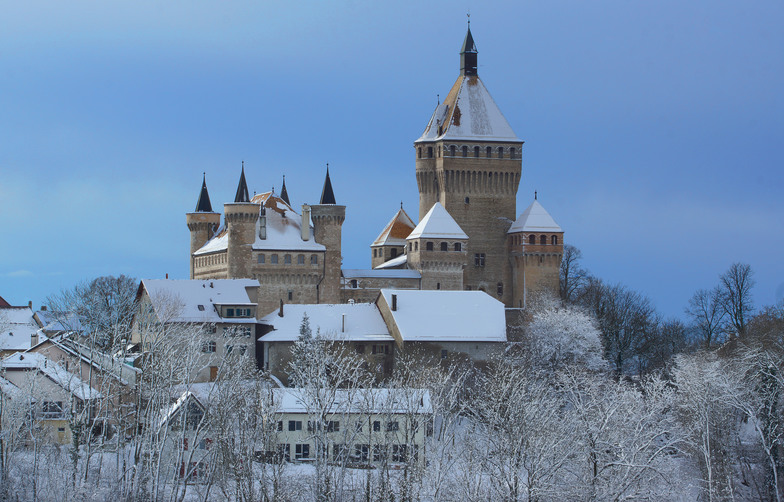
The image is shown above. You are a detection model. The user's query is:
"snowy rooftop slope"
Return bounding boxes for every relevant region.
[142,279,259,323]
[508,200,562,233]
[0,375,23,400]
[273,388,432,414]
[407,202,468,240]
[372,208,416,246]
[380,289,506,342]
[35,310,83,333]
[373,254,409,270]
[1,306,41,352]
[416,75,521,143]
[343,268,420,279]
[259,303,393,343]
[194,193,325,256]
[1,352,101,400]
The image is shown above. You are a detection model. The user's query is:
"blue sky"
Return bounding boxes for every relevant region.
[1,0,782,318]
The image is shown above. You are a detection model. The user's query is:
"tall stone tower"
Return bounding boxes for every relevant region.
[414,27,523,304]
[187,174,221,278]
[508,198,564,308]
[310,167,345,303]
[225,165,259,279]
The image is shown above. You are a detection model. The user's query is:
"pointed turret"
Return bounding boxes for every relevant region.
[319,166,336,205]
[234,162,250,203]
[195,173,213,212]
[280,175,291,206]
[460,26,477,76]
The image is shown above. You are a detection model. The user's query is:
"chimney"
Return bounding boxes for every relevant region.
[301,204,311,241]
[28,300,32,309]
[391,294,397,311]
[166,273,169,279]
[31,332,39,347]
[278,299,284,318]
[259,206,267,240]
[341,313,345,333]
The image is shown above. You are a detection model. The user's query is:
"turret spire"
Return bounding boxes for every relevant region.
[234,161,250,203]
[460,24,477,76]
[280,175,291,205]
[195,172,213,212]
[319,164,336,205]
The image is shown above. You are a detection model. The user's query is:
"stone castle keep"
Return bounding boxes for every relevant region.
[187,28,564,316]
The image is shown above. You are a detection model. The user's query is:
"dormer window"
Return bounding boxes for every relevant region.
[197,305,205,311]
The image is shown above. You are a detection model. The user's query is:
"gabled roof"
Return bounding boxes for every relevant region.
[508,200,562,233]
[416,74,520,143]
[407,202,467,240]
[140,279,259,324]
[319,167,336,205]
[0,296,10,308]
[1,352,101,400]
[379,289,507,342]
[259,302,393,343]
[1,306,41,352]
[372,207,416,246]
[195,173,214,212]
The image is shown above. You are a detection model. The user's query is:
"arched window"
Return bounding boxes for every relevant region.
[528,235,536,245]
[310,254,318,265]
[498,147,504,158]
[497,282,504,296]
[454,242,462,251]
[551,235,558,245]
[474,146,480,157]
[540,235,547,245]
[427,146,433,158]
[464,196,470,204]
[462,145,468,157]
[450,145,456,157]
[297,254,305,265]
[271,254,279,264]
[373,249,377,258]
[436,283,441,290]
[284,254,292,264]
[350,279,358,288]
[426,242,434,251]
[415,241,419,251]
[418,147,422,159]
[510,147,516,159]
[486,146,492,158]
[440,242,448,251]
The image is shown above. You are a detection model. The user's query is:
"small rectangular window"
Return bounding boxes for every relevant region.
[257,254,265,264]
[310,255,318,265]
[284,254,291,264]
[441,349,448,360]
[289,420,302,432]
[387,421,399,432]
[271,254,278,264]
[373,421,381,432]
[474,253,485,267]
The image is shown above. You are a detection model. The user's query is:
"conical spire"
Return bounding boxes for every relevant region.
[195,173,213,212]
[234,162,250,203]
[460,25,477,76]
[280,175,291,205]
[319,165,336,204]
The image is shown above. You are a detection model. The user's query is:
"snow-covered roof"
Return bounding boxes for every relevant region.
[35,310,83,334]
[380,289,507,342]
[141,279,259,324]
[272,388,432,415]
[194,193,325,256]
[343,268,420,279]
[508,200,562,233]
[407,203,468,240]
[0,374,23,400]
[259,303,393,343]
[372,208,416,247]
[416,75,521,143]
[1,307,40,352]
[372,254,409,270]
[1,352,101,400]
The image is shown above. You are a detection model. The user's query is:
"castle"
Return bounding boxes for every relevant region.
[187,27,564,316]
